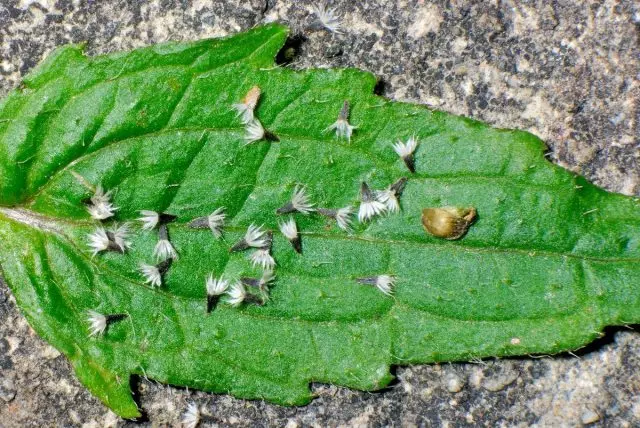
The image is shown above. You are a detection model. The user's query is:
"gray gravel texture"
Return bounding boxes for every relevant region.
[0,0,639,426]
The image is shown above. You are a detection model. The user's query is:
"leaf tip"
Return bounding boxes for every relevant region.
[72,357,142,419]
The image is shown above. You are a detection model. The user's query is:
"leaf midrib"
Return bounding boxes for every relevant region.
[0,205,597,328]
[21,120,609,266]
[1,205,637,274]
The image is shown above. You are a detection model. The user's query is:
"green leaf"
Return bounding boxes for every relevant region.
[0,24,638,418]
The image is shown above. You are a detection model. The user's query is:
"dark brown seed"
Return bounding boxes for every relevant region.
[276,202,295,215]
[360,182,375,202]
[240,277,261,288]
[207,294,220,313]
[188,216,209,229]
[317,208,336,218]
[157,258,172,275]
[158,213,177,225]
[339,100,350,120]
[105,313,128,323]
[229,239,249,252]
[390,177,408,196]
[291,236,303,254]
[403,155,416,173]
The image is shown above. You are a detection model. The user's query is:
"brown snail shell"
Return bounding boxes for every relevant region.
[421,207,477,240]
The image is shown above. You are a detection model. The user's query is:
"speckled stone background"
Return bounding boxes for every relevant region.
[0,0,639,426]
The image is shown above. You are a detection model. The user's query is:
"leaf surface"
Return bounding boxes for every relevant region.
[0,24,638,418]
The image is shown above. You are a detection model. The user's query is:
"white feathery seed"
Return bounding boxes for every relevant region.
[378,178,407,213]
[233,86,261,124]
[233,104,253,124]
[139,263,162,288]
[207,207,226,238]
[357,275,396,296]
[326,101,356,142]
[244,224,268,248]
[87,227,110,256]
[242,270,276,290]
[375,275,396,296]
[290,186,315,214]
[86,202,116,221]
[377,188,400,213]
[87,310,107,337]
[86,185,117,220]
[327,118,356,142]
[138,210,160,230]
[181,402,201,428]
[358,199,387,221]
[279,217,298,240]
[392,136,418,158]
[206,274,229,296]
[250,248,276,270]
[89,184,111,205]
[153,238,178,261]
[87,223,130,256]
[358,183,387,222]
[260,270,276,289]
[244,119,265,144]
[110,223,131,252]
[312,1,343,33]
[226,282,247,307]
[335,206,354,231]
[319,206,354,231]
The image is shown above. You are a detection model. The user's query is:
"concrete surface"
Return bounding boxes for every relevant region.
[0,0,638,426]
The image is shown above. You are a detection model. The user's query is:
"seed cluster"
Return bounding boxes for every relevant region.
[78,86,432,337]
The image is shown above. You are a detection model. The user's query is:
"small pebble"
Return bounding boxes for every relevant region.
[0,378,16,402]
[285,419,299,428]
[481,364,519,392]
[68,410,81,425]
[41,344,61,360]
[580,409,600,425]
[445,374,464,393]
